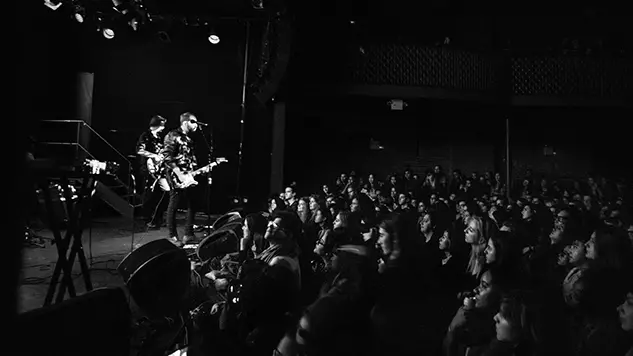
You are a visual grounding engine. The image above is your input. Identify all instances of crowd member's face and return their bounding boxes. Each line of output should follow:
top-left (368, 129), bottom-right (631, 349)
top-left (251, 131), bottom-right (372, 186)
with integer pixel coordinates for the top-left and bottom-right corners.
top-left (333, 213), bottom-right (344, 230)
top-left (567, 240), bottom-right (587, 265)
top-left (265, 218), bottom-right (285, 241)
top-left (322, 185), bottom-right (329, 194)
top-left (368, 174), bottom-right (374, 184)
top-left (484, 238), bottom-right (497, 264)
top-left (420, 214), bottom-right (432, 234)
top-left (464, 219), bottom-right (481, 244)
top-left (494, 310), bottom-right (517, 342)
top-left (378, 227), bottom-right (393, 256)
top-left (309, 197), bottom-right (319, 211)
top-left (418, 202), bottom-right (426, 213)
top-left (398, 194), bottom-right (407, 206)
top-left (475, 271), bottom-right (496, 308)
top-left (439, 231), bottom-right (450, 251)
top-left (297, 199), bottom-right (307, 213)
top-left (350, 198), bottom-right (360, 213)
top-left (617, 292), bottom-right (633, 332)
top-left (585, 231), bottom-right (597, 260)
top-left (314, 209), bottom-right (325, 224)
top-left (284, 187), bottom-right (295, 200)
top-left (522, 205), bottom-right (533, 220)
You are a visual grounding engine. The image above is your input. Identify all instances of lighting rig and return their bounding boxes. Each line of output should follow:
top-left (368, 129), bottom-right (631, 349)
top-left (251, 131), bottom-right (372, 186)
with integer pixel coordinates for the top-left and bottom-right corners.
top-left (42, 0), bottom-right (272, 41)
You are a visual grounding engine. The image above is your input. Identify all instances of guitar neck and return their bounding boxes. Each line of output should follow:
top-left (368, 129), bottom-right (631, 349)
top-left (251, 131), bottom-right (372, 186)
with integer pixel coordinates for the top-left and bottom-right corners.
top-left (189, 163), bottom-right (215, 177)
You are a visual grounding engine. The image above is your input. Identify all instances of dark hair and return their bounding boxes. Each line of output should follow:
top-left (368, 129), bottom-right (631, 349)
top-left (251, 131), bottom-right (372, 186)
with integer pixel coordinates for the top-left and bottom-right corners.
top-left (593, 226), bottom-right (632, 271)
top-left (488, 231), bottom-right (521, 268)
top-left (244, 213), bottom-right (267, 237)
top-left (315, 207), bottom-right (333, 229)
top-left (498, 292), bottom-right (542, 351)
top-left (268, 196), bottom-right (285, 212)
top-left (270, 210), bottom-right (302, 241)
top-left (378, 213), bottom-right (417, 259)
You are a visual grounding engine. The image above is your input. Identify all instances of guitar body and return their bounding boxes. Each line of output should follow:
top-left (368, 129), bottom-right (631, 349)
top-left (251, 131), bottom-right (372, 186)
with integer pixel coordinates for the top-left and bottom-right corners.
top-left (167, 158), bottom-right (228, 190)
top-left (171, 172), bottom-right (199, 190)
top-left (147, 156), bottom-right (163, 175)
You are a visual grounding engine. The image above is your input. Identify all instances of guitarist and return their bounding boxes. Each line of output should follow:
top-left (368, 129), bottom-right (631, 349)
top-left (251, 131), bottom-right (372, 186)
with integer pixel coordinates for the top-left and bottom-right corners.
top-left (136, 115), bottom-right (167, 228)
top-left (161, 112), bottom-right (204, 246)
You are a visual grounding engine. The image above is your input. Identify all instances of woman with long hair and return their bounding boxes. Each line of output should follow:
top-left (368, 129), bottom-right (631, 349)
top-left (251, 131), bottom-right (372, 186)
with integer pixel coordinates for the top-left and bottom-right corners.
top-left (473, 292), bottom-right (543, 356)
top-left (465, 216), bottom-right (488, 285)
top-left (297, 197), bottom-right (312, 224)
top-left (484, 231), bottom-right (524, 289)
top-left (617, 280), bottom-right (633, 356)
top-left (313, 207), bottom-right (334, 256)
top-left (372, 213), bottom-right (435, 356)
top-left (268, 196), bottom-right (286, 215)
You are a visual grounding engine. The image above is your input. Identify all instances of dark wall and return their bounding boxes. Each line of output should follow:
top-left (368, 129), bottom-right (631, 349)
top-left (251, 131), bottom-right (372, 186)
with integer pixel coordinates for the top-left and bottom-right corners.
top-left (284, 95), bottom-right (629, 194)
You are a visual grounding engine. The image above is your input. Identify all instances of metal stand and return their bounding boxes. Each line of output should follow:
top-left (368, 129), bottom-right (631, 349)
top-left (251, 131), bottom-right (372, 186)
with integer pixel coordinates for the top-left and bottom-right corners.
top-left (197, 126), bottom-right (215, 237)
top-left (39, 173), bottom-right (96, 306)
top-left (235, 20), bottom-right (251, 198)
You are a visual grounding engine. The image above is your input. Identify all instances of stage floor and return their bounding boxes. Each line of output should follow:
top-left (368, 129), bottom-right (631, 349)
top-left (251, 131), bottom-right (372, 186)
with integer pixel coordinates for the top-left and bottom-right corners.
top-left (19, 213), bottom-right (219, 313)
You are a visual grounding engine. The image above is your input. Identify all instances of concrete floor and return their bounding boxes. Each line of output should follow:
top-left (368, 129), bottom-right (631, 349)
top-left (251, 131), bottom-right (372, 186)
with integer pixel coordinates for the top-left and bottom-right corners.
top-left (19, 213), bottom-right (218, 313)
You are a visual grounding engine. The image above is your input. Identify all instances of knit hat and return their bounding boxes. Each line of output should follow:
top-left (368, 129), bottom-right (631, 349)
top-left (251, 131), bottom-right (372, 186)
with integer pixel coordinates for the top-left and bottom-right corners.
top-left (149, 115), bottom-right (166, 127)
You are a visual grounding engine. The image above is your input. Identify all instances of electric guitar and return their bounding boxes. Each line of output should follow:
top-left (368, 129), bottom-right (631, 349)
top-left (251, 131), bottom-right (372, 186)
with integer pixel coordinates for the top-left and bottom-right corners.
top-left (169, 158), bottom-right (228, 189)
top-left (146, 155), bottom-right (163, 175)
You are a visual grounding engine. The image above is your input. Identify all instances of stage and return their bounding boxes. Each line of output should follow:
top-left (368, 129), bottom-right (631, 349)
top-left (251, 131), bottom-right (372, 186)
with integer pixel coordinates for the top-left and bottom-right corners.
top-left (19, 212), bottom-right (219, 313)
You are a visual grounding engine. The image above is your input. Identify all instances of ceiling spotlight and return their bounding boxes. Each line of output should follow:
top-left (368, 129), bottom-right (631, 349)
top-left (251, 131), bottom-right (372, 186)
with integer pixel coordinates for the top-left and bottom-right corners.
top-left (208, 34), bottom-right (220, 44)
top-left (252, 0), bottom-right (264, 10)
top-left (43, 0), bottom-right (62, 11)
top-left (103, 28), bottom-right (115, 39)
top-left (129, 18), bottom-right (139, 31)
top-left (73, 5), bottom-right (85, 23)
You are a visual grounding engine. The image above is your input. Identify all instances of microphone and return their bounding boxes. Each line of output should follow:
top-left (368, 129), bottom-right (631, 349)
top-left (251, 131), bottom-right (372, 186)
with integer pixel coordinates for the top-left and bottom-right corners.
top-left (197, 122), bottom-right (209, 127)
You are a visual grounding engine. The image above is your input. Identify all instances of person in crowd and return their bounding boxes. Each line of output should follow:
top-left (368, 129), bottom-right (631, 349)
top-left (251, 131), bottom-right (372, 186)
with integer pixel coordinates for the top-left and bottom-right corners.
top-left (188, 167), bottom-right (629, 356)
top-left (444, 268), bottom-right (504, 356)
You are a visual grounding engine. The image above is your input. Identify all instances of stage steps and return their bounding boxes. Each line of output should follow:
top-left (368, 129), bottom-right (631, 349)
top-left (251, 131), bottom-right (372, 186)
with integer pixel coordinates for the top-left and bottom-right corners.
top-left (36, 119), bottom-right (142, 219)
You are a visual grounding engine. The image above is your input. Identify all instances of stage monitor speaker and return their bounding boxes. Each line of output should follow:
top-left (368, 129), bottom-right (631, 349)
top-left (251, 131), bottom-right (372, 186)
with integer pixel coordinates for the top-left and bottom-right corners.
top-left (212, 211), bottom-right (243, 231)
top-left (197, 227), bottom-right (241, 262)
top-left (118, 239), bottom-right (190, 317)
top-left (17, 287), bottom-right (130, 356)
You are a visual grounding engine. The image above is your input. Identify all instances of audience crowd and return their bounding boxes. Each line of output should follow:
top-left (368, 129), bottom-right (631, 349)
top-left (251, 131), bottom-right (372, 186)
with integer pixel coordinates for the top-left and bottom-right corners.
top-left (189, 166), bottom-right (633, 356)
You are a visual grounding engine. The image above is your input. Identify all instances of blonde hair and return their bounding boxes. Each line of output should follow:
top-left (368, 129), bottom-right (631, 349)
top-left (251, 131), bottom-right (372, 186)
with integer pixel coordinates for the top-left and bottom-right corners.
top-left (466, 216), bottom-right (487, 277)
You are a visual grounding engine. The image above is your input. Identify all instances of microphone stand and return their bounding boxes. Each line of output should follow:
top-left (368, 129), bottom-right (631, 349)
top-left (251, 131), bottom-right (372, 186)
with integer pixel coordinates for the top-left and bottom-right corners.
top-left (197, 126), bottom-right (214, 237)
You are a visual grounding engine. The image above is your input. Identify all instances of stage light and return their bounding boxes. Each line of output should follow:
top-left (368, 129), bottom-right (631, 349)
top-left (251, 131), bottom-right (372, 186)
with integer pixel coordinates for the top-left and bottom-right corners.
top-left (252, 0), bottom-right (264, 10)
top-left (103, 28), bottom-right (115, 39)
top-left (43, 0), bottom-right (62, 11)
top-left (129, 18), bottom-right (139, 31)
top-left (73, 5), bottom-right (85, 23)
top-left (208, 34), bottom-right (220, 44)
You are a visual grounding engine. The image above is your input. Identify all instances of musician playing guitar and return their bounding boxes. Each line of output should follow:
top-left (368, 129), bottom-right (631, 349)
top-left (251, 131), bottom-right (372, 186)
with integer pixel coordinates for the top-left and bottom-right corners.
top-left (136, 115), bottom-right (168, 228)
top-left (161, 112), bottom-right (208, 246)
